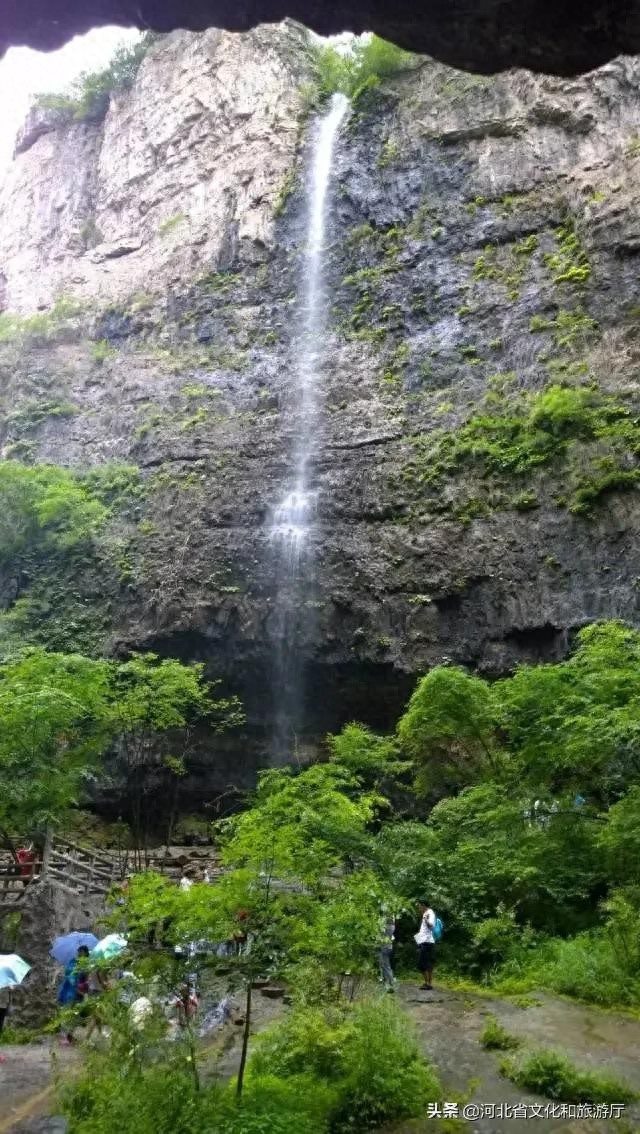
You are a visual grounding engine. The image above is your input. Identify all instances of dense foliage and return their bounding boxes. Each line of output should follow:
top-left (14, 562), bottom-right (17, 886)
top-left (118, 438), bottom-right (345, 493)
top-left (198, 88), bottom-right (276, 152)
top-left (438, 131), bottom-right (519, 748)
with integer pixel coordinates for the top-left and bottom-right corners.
top-left (0, 648), bottom-right (239, 856)
top-left (59, 754), bottom-right (439, 1131)
top-left (0, 460), bottom-right (107, 565)
top-left (0, 649), bottom-right (111, 848)
top-left (40, 620), bottom-right (640, 1130)
top-left (61, 996), bottom-right (437, 1134)
top-left (408, 380), bottom-right (640, 515)
top-left (379, 620), bottom-right (640, 1004)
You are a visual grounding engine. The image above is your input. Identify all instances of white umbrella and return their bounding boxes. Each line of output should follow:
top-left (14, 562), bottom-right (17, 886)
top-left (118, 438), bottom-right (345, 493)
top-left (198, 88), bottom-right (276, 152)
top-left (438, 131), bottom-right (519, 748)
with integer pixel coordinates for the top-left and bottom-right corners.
top-left (0, 953), bottom-right (31, 989)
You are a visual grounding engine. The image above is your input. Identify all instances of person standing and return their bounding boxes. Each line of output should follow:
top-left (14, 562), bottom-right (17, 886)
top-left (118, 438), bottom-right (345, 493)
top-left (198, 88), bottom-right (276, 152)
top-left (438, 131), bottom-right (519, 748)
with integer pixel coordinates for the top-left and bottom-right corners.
top-left (378, 914), bottom-right (396, 992)
top-left (414, 900), bottom-right (437, 990)
top-left (57, 945), bottom-right (90, 1045)
top-left (0, 987), bottom-right (10, 1034)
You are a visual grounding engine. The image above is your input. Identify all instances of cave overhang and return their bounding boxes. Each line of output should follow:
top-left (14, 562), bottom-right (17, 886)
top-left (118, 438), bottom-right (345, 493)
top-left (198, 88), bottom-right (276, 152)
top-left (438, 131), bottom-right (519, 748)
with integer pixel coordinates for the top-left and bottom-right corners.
top-left (1, 0), bottom-right (638, 76)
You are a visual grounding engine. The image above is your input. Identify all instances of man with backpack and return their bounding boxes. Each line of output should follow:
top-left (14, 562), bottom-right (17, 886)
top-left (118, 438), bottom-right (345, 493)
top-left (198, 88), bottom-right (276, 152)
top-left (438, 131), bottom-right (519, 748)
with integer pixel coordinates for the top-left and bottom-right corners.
top-left (414, 900), bottom-right (442, 990)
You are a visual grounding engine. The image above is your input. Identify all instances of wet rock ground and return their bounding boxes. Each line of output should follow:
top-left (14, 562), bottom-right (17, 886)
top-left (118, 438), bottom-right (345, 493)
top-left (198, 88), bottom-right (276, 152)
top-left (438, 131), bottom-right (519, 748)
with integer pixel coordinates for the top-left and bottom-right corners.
top-left (0, 980), bottom-right (284, 1132)
top-left (395, 984), bottom-right (640, 1133)
top-left (2, 985), bottom-right (640, 1132)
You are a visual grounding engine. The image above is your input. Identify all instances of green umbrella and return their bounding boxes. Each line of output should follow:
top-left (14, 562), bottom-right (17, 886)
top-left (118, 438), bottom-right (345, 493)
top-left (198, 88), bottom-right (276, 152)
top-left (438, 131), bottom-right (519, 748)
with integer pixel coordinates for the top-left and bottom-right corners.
top-left (91, 934), bottom-right (127, 961)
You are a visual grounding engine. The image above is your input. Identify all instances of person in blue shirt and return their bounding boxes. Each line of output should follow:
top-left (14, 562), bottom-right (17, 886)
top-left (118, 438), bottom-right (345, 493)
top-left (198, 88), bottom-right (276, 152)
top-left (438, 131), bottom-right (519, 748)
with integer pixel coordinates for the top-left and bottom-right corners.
top-left (57, 945), bottom-right (90, 1043)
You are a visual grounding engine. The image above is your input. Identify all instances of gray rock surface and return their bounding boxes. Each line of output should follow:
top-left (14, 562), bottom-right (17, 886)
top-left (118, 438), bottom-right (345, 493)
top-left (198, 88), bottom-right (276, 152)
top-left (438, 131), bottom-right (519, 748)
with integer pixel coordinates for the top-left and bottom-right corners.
top-left (0, 884), bottom-right (106, 1027)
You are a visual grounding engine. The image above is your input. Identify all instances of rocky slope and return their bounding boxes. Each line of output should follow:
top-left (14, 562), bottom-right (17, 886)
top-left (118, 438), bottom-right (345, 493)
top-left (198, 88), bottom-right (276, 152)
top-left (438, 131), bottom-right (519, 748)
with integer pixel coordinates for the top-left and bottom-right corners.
top-left (1, 27), bottom-right (640, 798)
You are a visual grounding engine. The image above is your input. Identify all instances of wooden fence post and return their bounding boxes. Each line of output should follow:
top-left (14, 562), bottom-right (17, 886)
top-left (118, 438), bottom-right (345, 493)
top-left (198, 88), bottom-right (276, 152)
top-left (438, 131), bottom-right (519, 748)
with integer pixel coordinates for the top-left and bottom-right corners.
top-left (41, 826), bottom-right (53, 880)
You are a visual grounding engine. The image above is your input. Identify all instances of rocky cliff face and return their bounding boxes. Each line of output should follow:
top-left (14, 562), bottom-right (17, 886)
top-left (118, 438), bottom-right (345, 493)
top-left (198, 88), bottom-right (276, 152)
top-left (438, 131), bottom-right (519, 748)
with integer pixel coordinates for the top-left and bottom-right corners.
top-left (0, 25), bottom-right (310, 312)
top-left (1, 29), bottom-right (640, 798)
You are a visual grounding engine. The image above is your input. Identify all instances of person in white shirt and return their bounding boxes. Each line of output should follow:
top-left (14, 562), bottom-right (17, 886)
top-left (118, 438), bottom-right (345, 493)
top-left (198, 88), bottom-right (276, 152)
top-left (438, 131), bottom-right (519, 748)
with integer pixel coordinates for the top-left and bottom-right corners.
top-left (414, 900), bottom-right (436, 990)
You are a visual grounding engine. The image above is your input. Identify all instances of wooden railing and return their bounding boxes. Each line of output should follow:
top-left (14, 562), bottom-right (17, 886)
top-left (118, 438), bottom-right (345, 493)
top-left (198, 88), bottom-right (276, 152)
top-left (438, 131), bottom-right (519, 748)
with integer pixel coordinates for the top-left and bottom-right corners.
top-left (45, 836), bottom-right (120, 896)
top-left (0, 834), bottom-right (121, 905)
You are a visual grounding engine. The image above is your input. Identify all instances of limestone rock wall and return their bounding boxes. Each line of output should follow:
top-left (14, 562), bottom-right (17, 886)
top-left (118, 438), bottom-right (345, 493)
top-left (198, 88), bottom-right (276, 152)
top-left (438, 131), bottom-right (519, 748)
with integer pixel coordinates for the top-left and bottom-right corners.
top-left (1, 30), bottom-right (640, 789)
top-left (0, 24), bottom-right (310, 312)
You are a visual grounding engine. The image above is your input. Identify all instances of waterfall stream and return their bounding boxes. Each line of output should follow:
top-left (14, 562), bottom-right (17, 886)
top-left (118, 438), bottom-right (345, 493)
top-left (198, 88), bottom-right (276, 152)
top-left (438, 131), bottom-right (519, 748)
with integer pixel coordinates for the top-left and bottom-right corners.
top-left (269, 92), bottom-right (349, 759)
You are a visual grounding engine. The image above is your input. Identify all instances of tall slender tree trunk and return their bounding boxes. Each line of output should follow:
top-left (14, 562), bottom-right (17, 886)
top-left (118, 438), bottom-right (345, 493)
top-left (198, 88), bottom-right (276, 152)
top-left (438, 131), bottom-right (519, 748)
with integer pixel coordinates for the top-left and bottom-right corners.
top-left (236, 980), bottom-right (252, 1099)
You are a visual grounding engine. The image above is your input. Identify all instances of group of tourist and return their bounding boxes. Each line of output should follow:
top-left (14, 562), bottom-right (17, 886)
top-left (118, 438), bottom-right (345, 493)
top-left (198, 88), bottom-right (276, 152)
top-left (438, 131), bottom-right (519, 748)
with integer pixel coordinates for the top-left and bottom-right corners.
top-left (378, 901), bottom-right (441, 993)
top-left (53, 883), bottom-right (440, 1045)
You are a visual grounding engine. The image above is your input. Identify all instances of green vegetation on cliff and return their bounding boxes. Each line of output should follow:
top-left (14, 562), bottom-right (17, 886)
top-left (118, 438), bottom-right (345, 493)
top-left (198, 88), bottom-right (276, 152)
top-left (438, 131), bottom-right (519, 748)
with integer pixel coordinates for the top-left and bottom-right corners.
top-left (404, 380), bottom-right (640, 516)
top-left (35, 35), bottom-right (158, 123)
top-left (0, 460), bottom-right (145, 655)
top-left (311, 34), bottom-right (419, 102)
top-left (379, 621), bottom-right (640, 1005)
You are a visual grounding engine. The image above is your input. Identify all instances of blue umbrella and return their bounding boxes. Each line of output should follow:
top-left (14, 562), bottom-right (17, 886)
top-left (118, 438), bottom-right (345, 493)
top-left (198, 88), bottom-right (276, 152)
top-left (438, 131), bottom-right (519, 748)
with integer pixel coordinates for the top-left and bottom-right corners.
top-left (0, 953), bottom-right (30, 989)
top-left (50, 932), bottom-right (98, 966)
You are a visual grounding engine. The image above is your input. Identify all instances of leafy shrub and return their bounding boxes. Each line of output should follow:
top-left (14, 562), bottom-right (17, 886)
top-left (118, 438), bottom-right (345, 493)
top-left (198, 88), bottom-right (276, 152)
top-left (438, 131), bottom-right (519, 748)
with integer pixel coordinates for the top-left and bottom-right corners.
top-left (63, 1062), bottom-right (332, 1134)
top-left (62, 1064), bottom-right (203, 1134)
top-left (62, 998), bottom-right (434, 1134)
top-left (480, 1015), bottom-right (521, 1051)
top-left (327, 999), bottom-right (440, 1132)
top-left (0, 461), bottom-right (107, 563)
top-left (327, 722), bottom-right (406, 785)
top-left (90, 339), bottom-right (115, 364)
top-left (219, 1074), bottom-right (334, 1134)
top-left (544, 223), bottom-right (591, 286)
top-left (406, 380), bottom-right (639, 515)
top-left (500, 1049), bottom-right (637, 1103)
top-left (534, 903), bottom-right (640, 1009)
top-left (82, 462), bottom-right (144, 509)
top-left (527, 385), bottom-right (599, 440)
top-left (0, 295), bottom-right (84, 345)
top-left (570, 468), bottom-right (640, 514)
top-left (252, 998), bottom-right (440, 1132)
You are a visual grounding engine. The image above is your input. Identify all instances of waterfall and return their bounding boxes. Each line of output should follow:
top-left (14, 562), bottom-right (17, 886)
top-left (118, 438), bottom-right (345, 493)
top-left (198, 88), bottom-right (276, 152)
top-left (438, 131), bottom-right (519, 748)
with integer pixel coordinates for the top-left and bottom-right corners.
top-left (269, 92), bottom-right (349, 760)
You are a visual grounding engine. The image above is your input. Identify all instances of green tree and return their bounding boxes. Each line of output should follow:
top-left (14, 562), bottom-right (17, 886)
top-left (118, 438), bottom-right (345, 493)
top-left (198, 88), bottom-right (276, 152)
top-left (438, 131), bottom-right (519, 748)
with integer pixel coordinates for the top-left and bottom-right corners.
top-left (312, 34), bottom-right (418, 101)
top-left (220, 763), bottom-right (381, 884)
top-left (397, 665), bottom-right (497, 795)
top-left (0, 649), bottom-right (111, 854)
top-left (599, 787), bottom-right (640, 885)
top-left (327, 722), bottom-right (409, 792)
top-left (108, 653), bottom-right (243, 865)
top-left (497, 621), bottom-right (640, 800)
top-left (122, 763), bottom-right (391, 1097)
top-left (36, 35), bottom-right (157, 122)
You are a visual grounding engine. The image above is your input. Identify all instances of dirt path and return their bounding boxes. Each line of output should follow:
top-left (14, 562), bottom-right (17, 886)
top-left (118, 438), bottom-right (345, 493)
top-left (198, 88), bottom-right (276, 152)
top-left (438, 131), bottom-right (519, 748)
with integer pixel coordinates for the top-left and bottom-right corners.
top-left (0, 1042), bottom-right (76, 1133)
top-left (398, 983), bottom-right (640, 1132)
